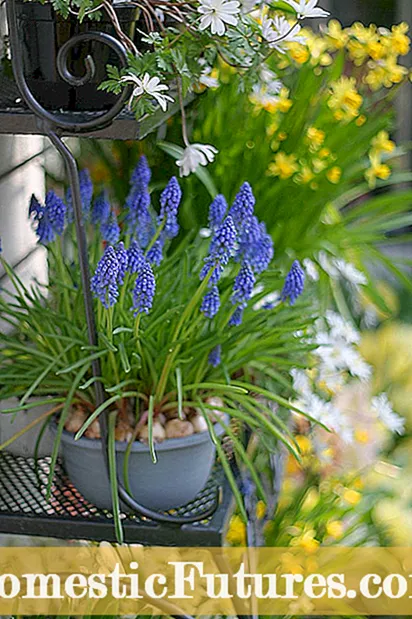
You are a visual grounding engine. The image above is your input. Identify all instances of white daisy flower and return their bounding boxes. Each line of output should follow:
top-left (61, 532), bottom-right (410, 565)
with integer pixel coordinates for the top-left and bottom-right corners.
top-left (250, 87), bottom-right (281, 108)
top-left (325, 311), bottom-right (360, 344)
top-left (198, 67), bottom-right (219, 88)
top-left (371, 393), bottom-right (405, 435)
top-left (340, 347), bottom-right (372, 381)
top-left (303, 258), bottom-right (319, 281)
top-left (253, 291), bottom-right (280, 310)
top-left (317, 367), bottom-right (346, 393)
top-left (250, 69), bottom-right (283, 107)
top-left (120, 73), bottom-right (174, 111)
top-left (333, 259), bottom-right (367, 287)
top-left (317, 250), bottom-right (339, 277)
top-left (291, 368), bottom-right (312, 398)
top-left (198, 0), bottom-right (240, 36)
top-left (261, 15), bottom-right (306, 53)
top-left (241, 0), bottom-right (259, 12)
top-left (305, 393), bottom-right (343, 434)
top-left (176, 143), bottom-right (218, 177)
top-left (282, 0), bottom-right (329, 19)
top-left (260, 68), bottom-right (283, 92)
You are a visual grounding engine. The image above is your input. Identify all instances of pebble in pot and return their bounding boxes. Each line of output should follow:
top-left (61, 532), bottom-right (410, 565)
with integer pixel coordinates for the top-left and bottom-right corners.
top-left (165, 419), bottom-right (194, 439)
top-left (190, 414), bottom-right (208, 433)
top-left (139, 422), bottom-right (166, 443)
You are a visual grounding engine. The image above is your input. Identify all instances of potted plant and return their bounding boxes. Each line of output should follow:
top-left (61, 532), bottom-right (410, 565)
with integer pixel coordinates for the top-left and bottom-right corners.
top-left (0, 157), bottom-right (315, 534)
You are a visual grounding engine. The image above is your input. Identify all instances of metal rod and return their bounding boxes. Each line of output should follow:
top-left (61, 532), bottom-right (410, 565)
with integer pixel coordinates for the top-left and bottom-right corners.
top-left (45, 130), bottom-right (106, 405)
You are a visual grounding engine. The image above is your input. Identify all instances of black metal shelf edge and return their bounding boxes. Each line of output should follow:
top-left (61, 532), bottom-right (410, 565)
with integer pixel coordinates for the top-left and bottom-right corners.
top-left (0, 453), bottom-right (233, 546)
top-left (0, 74), bottom-right (189, 140)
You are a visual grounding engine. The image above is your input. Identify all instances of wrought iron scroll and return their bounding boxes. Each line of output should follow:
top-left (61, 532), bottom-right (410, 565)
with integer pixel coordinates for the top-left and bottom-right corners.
top-left (6, 0), bottom-right (219, 527)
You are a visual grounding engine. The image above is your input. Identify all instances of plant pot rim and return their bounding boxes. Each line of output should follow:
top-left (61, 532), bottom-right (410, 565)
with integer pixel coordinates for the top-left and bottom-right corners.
top-left (57, 416), bottom-right (227, 453)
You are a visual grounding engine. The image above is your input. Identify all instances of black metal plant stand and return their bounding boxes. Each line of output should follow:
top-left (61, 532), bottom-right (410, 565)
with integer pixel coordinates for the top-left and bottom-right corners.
top-left (5, 0), bottom-right (224, 532)
top-left (0, 0), bottom-right (237, 545)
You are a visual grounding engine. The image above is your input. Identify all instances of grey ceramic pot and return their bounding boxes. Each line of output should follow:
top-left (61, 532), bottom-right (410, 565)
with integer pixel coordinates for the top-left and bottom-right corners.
top-left (58, 421), bottom-right (225, 511)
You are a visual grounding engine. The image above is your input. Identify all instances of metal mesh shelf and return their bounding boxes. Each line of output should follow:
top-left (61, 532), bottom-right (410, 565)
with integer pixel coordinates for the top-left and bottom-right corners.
top-left (0, 453), bottom-right (233, 546)
top-left (0, 72), bottom-right (187, 141)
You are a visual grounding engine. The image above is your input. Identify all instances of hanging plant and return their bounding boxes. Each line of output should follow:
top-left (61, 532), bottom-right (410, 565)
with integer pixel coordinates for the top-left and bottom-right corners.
top-left (19, 0), bottom-right (329, 174)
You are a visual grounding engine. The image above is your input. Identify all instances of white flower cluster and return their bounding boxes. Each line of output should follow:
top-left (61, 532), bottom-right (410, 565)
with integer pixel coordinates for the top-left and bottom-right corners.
top-left (317, 251), bottom-right (368, 288)
top-left (291, 311), bottom-right (404, 445)
top-left (121, 0), bottom-right (329, 177)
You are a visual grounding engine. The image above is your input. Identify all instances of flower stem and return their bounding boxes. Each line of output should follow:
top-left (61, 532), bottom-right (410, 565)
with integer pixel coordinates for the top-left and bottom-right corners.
top-left (154, 269), bottom-right (212, 403)
top-left (145, 221), bottom-right (165, 256)
top-left (107, 306), bottom-right (120, 384)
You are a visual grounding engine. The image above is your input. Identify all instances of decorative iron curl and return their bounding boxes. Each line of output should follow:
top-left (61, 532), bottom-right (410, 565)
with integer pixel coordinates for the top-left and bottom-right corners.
top-left (56, 34), bottom-right (96, 87)
top-left (6, 0), bottom-right (131, 133)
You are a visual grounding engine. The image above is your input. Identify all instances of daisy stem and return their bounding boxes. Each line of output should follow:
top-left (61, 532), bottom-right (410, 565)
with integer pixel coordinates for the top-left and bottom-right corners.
top-left (176, 75), bottom-right (191, 147)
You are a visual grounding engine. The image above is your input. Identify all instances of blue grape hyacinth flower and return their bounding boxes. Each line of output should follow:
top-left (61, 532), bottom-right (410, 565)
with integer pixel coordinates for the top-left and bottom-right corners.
top-left (29, 191), bottom-right (66, 245)
top-left (91, 246), bottom-right (120, 309)
top-left (281, 260), bottom-right (305, 305)
top-left (158, 176), bottom-right (182, 239)
top-left (91, 191), bottom-right (111, 225)
top-left (201, 285), bottom-right (220, 318)
top-left (229, 306), bottom-right (244, 327)
top-left (126, 157), bottom-right (153, 244)
top-left (131, 155), bottom-right (151, 189)
top-left (66, 169), bottom-right (93, 222)
top-left (200, 215), bottom-right (237, 284)
top-left (146, 238), bottom-right (164, 267)
top-left (229, 182), bottom-right (255, 234)
top-left (127, 240), bottom-right (146, 274)
top-left (115, 242), bottom-right (128, 285)
top-left (132, 261), bottom-right (156, 315)
top-left (208, 345), bottom-right (221, 367)
top-left (208, 195), bottom-right (227, 229)
top-left (231, 262), bottom-right (256, 307)
top-left (238, 216), bottom-right (274, 274)
top-left (101, 210), bottom-right (120, 245)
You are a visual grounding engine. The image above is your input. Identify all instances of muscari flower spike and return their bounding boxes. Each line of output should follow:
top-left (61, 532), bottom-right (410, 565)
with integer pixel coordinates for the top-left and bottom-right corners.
top-left (131, 155), bottom-right (151, 190)
top-left (132, 261), bottom-right (156, 315)
top-left (208, 194), bottom-right (227, 229)
top-left (127, 192), bottom-right (154, 246)
top-left (29, 191), bottom-right (66, 245)
top-left (238, 216), bottom-right (274, 274)
top-left (91, 191), bottom-right (111, 225)
top-left (126, 157), bottom-right (154, 245)
top-left (229, 182), bottom-right (255, 234)
top-left (66, 169), bottom-right (93, 222)
top-left (158, 176), bottom-right (182, 239)
top-left (101, 210), bottom-right (120, 245)
top-left (281, 260), bottom-right (305, 305)
top-left (115, 242), bottom-right (128, 285)
top-left (229, 306), bottom-right (244, 327)
top-left (208, 215), bottom-right (237, 266)
top-left (208, 345), bottom-right (221, 367)
top-left (91, 245), bottom-right (120, 309)
top-left (127, 240), bottom-right (146, 274)
top-left (146, 238), bottom-right (164, 267)
top-left (231, 262), bottom-right (256, 307)
top-left (201, 285), bottom-right (220, 319)
top-left (200, 215), bottom-right (237, 285)
top-left (46, 191), bottom-right (66, 236)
